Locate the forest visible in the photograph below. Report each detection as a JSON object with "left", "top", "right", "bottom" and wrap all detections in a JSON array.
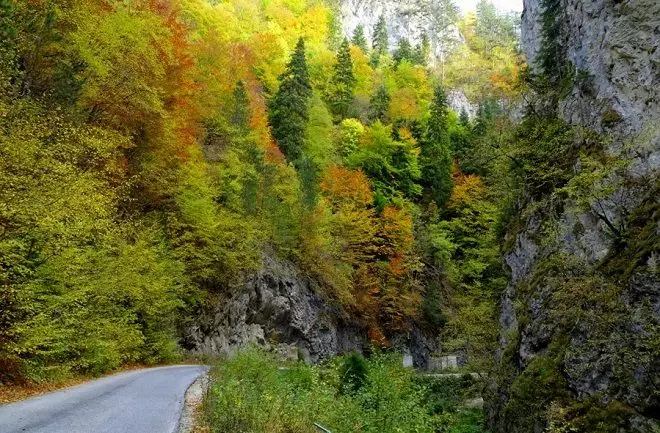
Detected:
[
  {"left": 2, "top": 0, "right": 658, "bottom": 431},
  {"left": 0, "top": 0, "right": 523, "bottom": 383}
]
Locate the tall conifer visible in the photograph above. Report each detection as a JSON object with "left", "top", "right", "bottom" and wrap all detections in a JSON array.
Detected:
[
  {"left": 369, "top": 85, "right": 391, "bottom": 123},
  {"left": 370, "top": 14, "right": 388, "bottom": 67},
  {"left": 420, "top": 86, "right": 453, "bottom": 206},
  {"left": 268, "top": 38, "right": 312, "bottom": 163},
  {"left": 352, "top": 24, "right": 368, "bottom": 52},
  {"left": 328, "top": 38, "right": 356, "bottom": 121}
]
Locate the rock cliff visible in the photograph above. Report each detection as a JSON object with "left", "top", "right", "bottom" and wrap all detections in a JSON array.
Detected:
[
  {"left": 183, "top": 254, "right": 438, "bottom": 366},
  {"left": 488, "top": 0, "right": 659, "bottom": 432}
]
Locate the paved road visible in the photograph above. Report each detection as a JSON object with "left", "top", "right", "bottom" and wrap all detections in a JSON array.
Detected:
[{"left": 0, "top": 365, "right": 207, "bottom": 433}]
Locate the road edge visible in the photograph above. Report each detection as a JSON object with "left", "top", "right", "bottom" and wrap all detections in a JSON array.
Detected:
[{"left": 176, "top": 368, "right": 210, "bottom": 433}]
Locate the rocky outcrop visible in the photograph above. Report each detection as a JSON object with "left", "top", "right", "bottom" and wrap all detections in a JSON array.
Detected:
[
  {"left": 489, "top": 1, "right": 659, "bottom": 432},
  {"left": 338, "top": 0, "right": 461, "bottom": 61},
  {"left": 183, "top": 254, "right": 438, "bottom": 365},
  {"left": 183, "top": 254, "right": 365, "bottom": 362}
]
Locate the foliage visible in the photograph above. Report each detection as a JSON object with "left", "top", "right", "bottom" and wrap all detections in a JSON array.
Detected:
[
  {"left": 327, "top": 38, "right": 357, "bottom": 121},
  {"left": 0, "top": 0, "right": 525, "bottom": 383},
  {"left": 202, "top": 349, "right": 443, "bottom": 433},
  {"left": 370, "top": 14, "right": 389, "bottom": 67},
  {"left": 352, "top": 24, "right": 368, "bottom": 52},
  {"left": 420, "top": 87, "right": 454, "bottom": 207},
  {"left": 369, "top": 85, "right": 391, "bottom": 124},
  {"left": 269, "top": 37, "right": 313, "bottom": 164}
]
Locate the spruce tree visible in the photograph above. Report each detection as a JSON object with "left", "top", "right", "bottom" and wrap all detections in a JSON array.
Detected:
[
  {"left": 369, "top": 84, "right": 391, "bottom": 124},
  {"left": 352, "top": 24, "right": 368, "bottom": 52},
  {"left": 420, "top": 86, "right": 453, "bottom": 207},
  {"left": 393, "top": 38, "right": 414, "bottom": 65},
  {"left": 539, "top": 0, "right": 567, "bottom": 82},
  {"left": 370, "top": 14, "right": 388, "bottom": 67},
  {"left": 328, "top": 38, "right": 356, "bottom": 121},
  {"left": 459, "top": 108, "right": 470, "bottom": 127},
  {"left": 268, "top": 38, "right": 312, "bottom": 163}
]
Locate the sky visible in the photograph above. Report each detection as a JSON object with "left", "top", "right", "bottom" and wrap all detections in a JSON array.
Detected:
[{"left": 457, "top": 0, "right": 523, "bottom": 12}]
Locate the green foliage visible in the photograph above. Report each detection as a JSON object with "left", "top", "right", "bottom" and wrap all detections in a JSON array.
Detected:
[
  {"left": 538, "top": 0, "right": 568, "bottom": 82},
  {"left": 369, "top": 84, "right": 391, "bottom": 124},
  {"left": 338, "top": 352, "right": 369, "bottom": 395},
  {"left": 0, "top": 0, "right": 525, "bottom": 386},
  {"left": 328, "top": 38, "right": 357, "bottom": 121},
  {"left": 370, "top": 14, "right": 389, "bottom": 67},
  {"left": 352, "top": 24, "right": 368, "bottom": 52},
  {"left": 348, "top": 122, "right": 422, "bottom": 204},
  {"left": 420, "top": 87, "right": 454, "bottom": 207},
  {"left": 335, "top": 118, "right": 364, "bottom": 158},
  {"left": 393, "top": 38, "right": 415, "bottom": 65},
  {"left": 202, "top": 349, "right": 444, "bottom": 433},
  {"left": 269, "top": 37, "right": 313, "bottom": 163},
  {"left": 414, "top": 33, "right": 431, "bottom": 66},
  {"left": 0, "top": 100, "right": 184, "bottom": 380}
]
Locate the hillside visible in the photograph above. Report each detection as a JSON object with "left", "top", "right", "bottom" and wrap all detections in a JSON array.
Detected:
[{"left": 0, "top": 0, "right": 657, "bottom": 431}]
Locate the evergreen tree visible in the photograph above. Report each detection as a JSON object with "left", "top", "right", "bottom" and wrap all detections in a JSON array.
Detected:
[
  {"left": 393, "top": 38, "right": 414, "bottom": 65},
  {"left": 352, "top": 24, "right": 368, "bottom": 52},
  {"left": 231, "top": 80, "right": 250, "bottom": 130},
  {"left": 420, "top": 86, "right": 453, "bottom": 206},
  {"left": 370, "top": 14, "right": 388, "bottom": 67},
  {"left": 413, "top": 33, "right": 431, "bottom": 66},
  {"left": 459, "top": 108, "right": 470, "bottom": 127},
  {"left": 539, "top": 0, "right": 567, "bottom": 82},
  {"left": 369, "top": 84, "right": 391, "bottom": 123},
  {"left": 268, "top": 38, "right": 312, "bottom": 163},
  {"left": 328, "top": 38, "right": 357, "bottom": 121}
]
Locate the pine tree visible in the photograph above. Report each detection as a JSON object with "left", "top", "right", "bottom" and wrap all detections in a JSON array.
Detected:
[
  {"left": 420, "top": 86, "right": 453, "bottom": 206},
  {"left": 393, "top": 38, "right": 414, "bottom": 65},
  {"left": 268, "top": 38, "right": 312, "bottom": 163},
  {"left": 370, "top": 14, "right": 388, "bottom": 67},
  {"left": 328, "top": 38, "right": 357, "bottom": 121},
  {"left": 352, "top": 24, "right": 368, "bottom": 52},
  {"left": 369, "top": 85, "right": 391, "bottom": 123}
]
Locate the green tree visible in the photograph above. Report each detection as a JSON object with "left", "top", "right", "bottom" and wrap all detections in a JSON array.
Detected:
[
  {"left": 369, "top": 85, "right": 391, "bottom": 124},
  {"left": 393, "top": 38, "right": 414, "bottom": 65},
  {"left": 420, "top": 87, "right": 453, "bottom": 206},
  {"left": 459, "top": 108, "right": 470, "bottom": 127},
  {"left": 352, "top": 24, "right": 368, "bottom": 52},
  {"left": 370, "top": 14, "right": 389, "bottom": 67},
  {"left": 413, "top": 33, "right": 431, "bottom": 66},
  {"left": 328, "top": 38, "right": 357, "bottom": 121},
  {"left": 231, "top": 80, "right": 250, "bottom": 130},
  {"left": 268, "top": 38, "right": 312, "bottom": 163},
  {"left": 539, "top": 0, "right": 568, "bottom": 82}
]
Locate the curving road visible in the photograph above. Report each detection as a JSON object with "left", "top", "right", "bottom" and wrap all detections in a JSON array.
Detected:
[{"left": 0, "top": 365, "right": 207, "bottom": 433}]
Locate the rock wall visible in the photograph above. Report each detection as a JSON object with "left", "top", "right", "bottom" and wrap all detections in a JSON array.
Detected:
[
  {"left": 337, "top": 0, "right": 461, "bottom": 62},
  {"left": 489, "top": 1, "right": 659, "bottom": 432},
  {"left": 183, "top": 254, "right": 438, "bottom": 366}
]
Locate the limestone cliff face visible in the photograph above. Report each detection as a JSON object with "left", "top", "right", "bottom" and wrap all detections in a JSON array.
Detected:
[
  {"left": 489, "top": 1, "right": 659, "bottom": 432},
  {"left": 183, "top": 254, "right": 438, "bottom": 366},
  {"left": 183, "top": 254, "right": 364, "bottom": 362}
]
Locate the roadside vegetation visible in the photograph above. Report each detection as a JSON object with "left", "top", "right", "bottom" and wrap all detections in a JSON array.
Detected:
[{"left": 199, "top": 348, "right": 487, "bottom": 433}]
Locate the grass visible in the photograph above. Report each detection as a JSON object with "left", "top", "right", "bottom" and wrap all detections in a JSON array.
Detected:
[{"left": 199, "top": 348, "right": 489, "bottom": 433}]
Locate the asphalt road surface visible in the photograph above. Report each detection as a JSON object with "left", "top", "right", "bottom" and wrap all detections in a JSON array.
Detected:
[{"left": 0, "top": 365, "right": 207, "bottom": 433}]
